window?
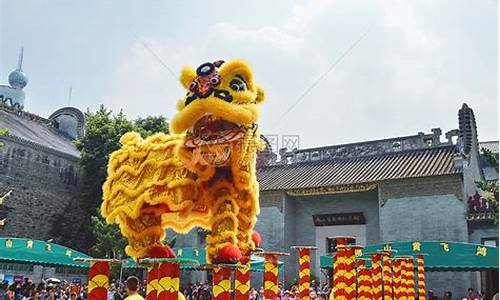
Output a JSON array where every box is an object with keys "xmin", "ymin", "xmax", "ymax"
[{"xmin": 326, "ymin": 237, "xmax": 356, "ymax": 254}]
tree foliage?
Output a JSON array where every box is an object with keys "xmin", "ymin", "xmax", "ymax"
[
  {"xmin": 476, "ymin": 148, "xmax": 499, "ymax": 224},
  {"xmin": 89, "ymin": 212, "xmax": 128, "ymax": 258},
  {"xmin": 52, "ymin": 105, "xmax": 170, "ymax": 258}
]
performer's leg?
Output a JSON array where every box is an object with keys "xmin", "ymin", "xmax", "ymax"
[
  {"xmin": 121, "ymin": 205, "xmax": 175, "ymax": 259},
  {"xmin": 235, "ymin": 187, "xmax": 260, "ymax": 256},
  {"xmin": 206, "ymin": 185, "xmax": 241, "ymax": 263}
]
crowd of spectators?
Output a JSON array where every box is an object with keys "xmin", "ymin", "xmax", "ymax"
[
  {"xmin": 0, "ymin": 278, "xmax": 87, "ymax": 300},
  {"xmin": 2, "ymin": 277, "xmax": 498, "ymax": 300}
]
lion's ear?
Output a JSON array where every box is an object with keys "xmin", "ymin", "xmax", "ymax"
[
  {"xmin": 255, "ymin": 85, "xmax": 265, "ymax": 103},
  {"xmin": 179, "ymin": 66, "xmax": 196, "ymax": 90}
]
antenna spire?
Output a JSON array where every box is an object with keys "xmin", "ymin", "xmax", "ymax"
[
  {"xmin": 68, "ymin": 86, "xmax": 73, "ymax": 106},
  {"xmin": 17, "ymin": 48, "xmax": 24, "ymax": 70}
]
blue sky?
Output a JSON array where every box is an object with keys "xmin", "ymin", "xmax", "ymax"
[{"xmin": 1, "ymin": 1, "xmax": 498, "ymax": 148}]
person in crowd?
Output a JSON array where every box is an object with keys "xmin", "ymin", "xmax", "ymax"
[
  {"xmin": 428, "ymin": 289, "xmax": 439, "ymax": 300},
  {"xmin": 467, "ymin": 288, "xmax": 479, "ymax": 300},
  {"xmin": 443, "ymin": 291, "xmax": 453, "ymax": 300},
  {"xmin": 123, "ymin": 277, "xmax": 143, "ymax": 300}
]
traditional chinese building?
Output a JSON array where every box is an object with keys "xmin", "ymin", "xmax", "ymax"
[
  {"xmin": 0, "ymin": 49, "xmax": 86, "ymax": 251},
  {"xmin": 253, "ymin": 103, "xmax": 498, "ymax": 296}
]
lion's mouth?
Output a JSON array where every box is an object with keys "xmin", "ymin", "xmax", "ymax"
[{"xmin": 185, "ymin": 115, "xmax": 245, "ymax": 148}]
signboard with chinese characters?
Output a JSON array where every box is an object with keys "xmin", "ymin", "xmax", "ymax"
[{"xmin": 312, "ymin": 213, "xmax": 366, "ymax": 226}]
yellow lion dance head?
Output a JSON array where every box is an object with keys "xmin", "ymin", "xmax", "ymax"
[{"xmin": 171, "ymin": 59, "xmax": 265, "ymax": 167}]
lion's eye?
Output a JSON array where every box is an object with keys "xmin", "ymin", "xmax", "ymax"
[
  {"xmin": 229, "ymin": 77, "xmax": 247, "ymax": 91},
  {"xmin": 189, "ymin": 81, "xmax": 197, "ymax": 91},
  {"xmin": 210, "ymin": 77, "xmax": 220, "ymax": 85}
]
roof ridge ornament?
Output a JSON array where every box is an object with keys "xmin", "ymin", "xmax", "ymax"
[{"xmin": 458, "ymin": 103, "xmax": 478, "ymax": 157}]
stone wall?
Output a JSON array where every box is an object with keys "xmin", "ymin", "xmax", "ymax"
[
  {"xmin": 379, "ymin": 175, "xmax": 470, "ymax": 298},
  {"xmin": 0, "ymin": 138, "xmax": 80, "ymax": 241}
]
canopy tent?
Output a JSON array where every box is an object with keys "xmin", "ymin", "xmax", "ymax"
[
  {"xmin": 0, "ymin": 238, "xmax": 91, "ymax": 268},
  {"xmin": 122, "ymin": 247, "xmax": 284, "ymax": 272},
  {"xmin": 320, "ymin": 241, "xmax": 499, "ymax": 271}
]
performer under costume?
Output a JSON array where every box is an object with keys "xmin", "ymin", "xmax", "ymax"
[{"xmin": 101, "ymin": 60, "xmax": 264, "ymax": 264}]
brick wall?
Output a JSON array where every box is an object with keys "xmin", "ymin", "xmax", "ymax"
[
  {"xmin": 0, "ymin": 138, "xmax": 80, "ymax": 241},
  {"xmin": 379, "ymin": 175, "xmax": 470, "ymax": 297}
]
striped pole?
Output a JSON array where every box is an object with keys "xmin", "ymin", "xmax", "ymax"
[
  {"xmin": 330, "ymin": 236, "xmax": 355, "ymax": 300},
  {"xmin": 292, "ymin": 246, "xmax": 318, "ymax": 300},
  {"xmin": 157, "ymin": 262, "xmax": 180, "ymax": 300},
  {"xmin": 416, "ymin": 255, "xmax": 426, "ymax": 300},
  {"xmin": 87, "ymin": 261, "xmax": 110, "ymax": 300},
  {"xmin": 333, "ymin": 245, "xmax": 363, "ymax": 300},
  {"xmin": 371, "ymin": 252, "xmax": 384, "ymax": 300},
  {"xmin": 212, "ymin": 267, "xmax": 232, "ymax": 300},
  {"xmin": 138, "ymin": 258, "xmax": 199, "ymax": 300},
  {"xmin": 405, "ymin": 258, "xmax": 416, "ymax": 300},
  {"xmin": 392, "ymin": 259, "xmax": 403, "ymax": 300},
  {"xmin": 234, "ymin": 256, "xmax": 251, "ymax": 300},
  {"xmin": 259, "ymin": 251, "xmax": 289, "ymax": 300},
  {"xmin": 381, "ymin": 251, "xmax": 395, "ymax": 300},
  {"xmin": 356, "ymin": 259, "xmax": 373, "ymax": 300},
  {"xmin": 146, "ymin": 265, "xmax": 160, "ymax": 300},
  {"xmin": 74, "ymin": 259, "xmax": 121, "ymax": 300}
]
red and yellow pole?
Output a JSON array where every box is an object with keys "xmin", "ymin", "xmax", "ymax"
[
  {"xmin": 258, "ymin": 251, "xmax": 289, "ymax": 300},
  {"xmin": 146, "ymin": 264, "xmax": 160, "ymax": 300},
  {"xmin": 329, "ymin": 236, "xmax": 355, "ymax": 300},
  {"xmin": 405, "ymin": 258, "xmax": 416, "ymax": 300},
  {"xmin": 212, "ymin": 267, "xmax": 232, "ymax": 300},
  {"xmin": 371, "ymin": 252, "xmax": 384, "ymax": 300},
  {"xmin": 291, "ymin": 246, "xmax": 318, "ymax": 300},
  {"xmin": 356, "ymin": 259, "xmax": 373, "ymax": 300},
  {"xmin": 416, "ymin": 255, "xmax": 426, "ymax": 300},
  {"xmin": 87, "ymin": 261, "xmax": 110, "ymax": 300},
  {"xmin": 333, "ymin": 244, "xmax": 363, "ymax": 300},
  {"xmin": 157, "ymin": 262, "xmax": 181, "ymax": 300},
  {"xmin": 234, "ymin": 257, "xmax": 251, "ymax": 300},
  {"xmin": 74, "ymin": 258, "xmax": 121, "ymax": 300},
  {"xmin": 381, "ymin": 250, "xmax": 395, "ymax": 300},
  {"xmin": 139, "ymin": 257, "xmax": 198, "ymax": 300},
  {"xmin": 392, "ymin": 259, "xmax": 403, "ymax": 300}
]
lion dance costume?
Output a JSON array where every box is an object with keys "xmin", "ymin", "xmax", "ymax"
[{"xmin": 101, "ymin": 60, "xmax": 264, "ymax": 264}]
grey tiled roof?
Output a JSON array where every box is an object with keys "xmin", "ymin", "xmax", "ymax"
[
  {"xmin": 257, "ymin": 146, "xmax": 460, "ymax": 191},
  {"xmin": 0, "ymin": 108, "xmax": 80, "ymax": 158},
  {"xmin": 479, "ymin": 141, "xmax": 499, "ymax": 153}
]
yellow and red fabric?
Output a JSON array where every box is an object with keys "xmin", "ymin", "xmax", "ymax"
[
  {"xmin": 371, "ymin": 253, "xmax": 383, "ymax": 300},
  {"xmin": 87, "ymin": 261, "xmax": 110, "ymax": 300},
  {"xmin": 331, "ymin": 237, "xmax": 351, "ymax": 299},
  {"xmin": 146, "ymin": 265, "xmax": 160, "ymax": 300},
  {"xmin": 381, "ymin": 251, "xmax": 394, "ymax": 300},
  {"xmin": 356, "ymin": 259, "xmax": 373, "ymax": 300},
  {"xmin": 297, "ymin": 248, "xmax": 312, "ymax": 300},
  {"xmin": 264, "ymin": 254, "xmax": 279, "ymax": 299},
  {"xmin": 157, "ymin": 262, "xmax": 180, "ymax": 300},
  {"xmin": 416, "ymin": 255, "xmax": 426, "ymax": 300},
  {"xmin": 405, "ymin": 258, "xmax": 416, "ymax": 300},
  {"xmin": 332, "ymin": 245, "xmax": 359, "ymax": 300},
  {"xmin": 213, "ymin": 267, "xmax": 232, "ymax": 300},
  {"xmin": 392, "ymin": 259, "xmax": 403, "ymax": 300},
  {"xmin": 234, "ymin": 257, "xmax": 251, "ymax": 300},
  {"xmin": 212, "ymin": 267, "xmax": 231, "ymax": 300}
]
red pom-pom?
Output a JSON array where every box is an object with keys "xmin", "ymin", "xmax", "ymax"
[
  {"xmin": 252, "ymin": 231, "xmax": 262, "ymax": 247},
  {"xmin": 147, "ymin": 245, "xmax": 176, "ymax": 258},
  {"xmin": 213, "ymin": 244, "xmax": 242, "ymax": 264}
]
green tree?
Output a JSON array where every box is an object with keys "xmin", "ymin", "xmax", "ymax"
[
  {"xmin": 134, "ymin": 116, "xmax": 170, "ymax": 137},
  {"xmin": 476, "ymin": 148, "xmax": 499, "ymax": 224},
  {"xmin": 89, "ymin": 212, "xmax": 128, "ymax": 258}
]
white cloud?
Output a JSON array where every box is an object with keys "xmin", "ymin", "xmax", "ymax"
[{"xmin": 104, "ymin": 0, "xmax": 497, "ymax": 147}]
